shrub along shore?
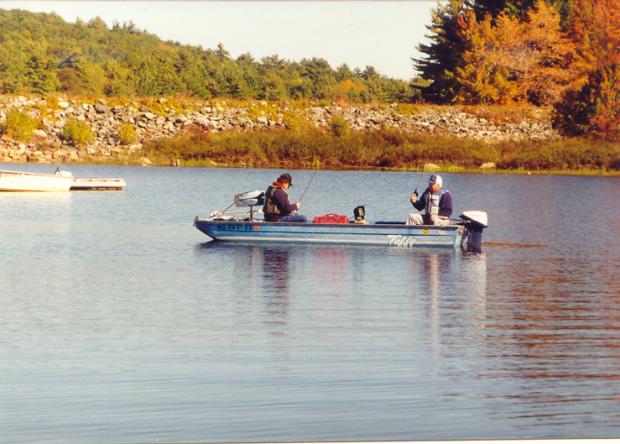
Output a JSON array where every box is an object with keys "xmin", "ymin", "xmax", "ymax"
[
  {"xmin": 137, "ymin": 128, "xmax": 620, "ymax": 175},
  {"xmin": 0, "ymin": 95, "xmax": 618, "ymax": 175}
]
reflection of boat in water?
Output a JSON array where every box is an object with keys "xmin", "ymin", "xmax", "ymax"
[
  {"xmin": 0, "ymin": 168, "xmax": 126, "ymax": 191},
  {"xmin": 195, "ymin": 190, "xmax": 489, "ymax": 251}
]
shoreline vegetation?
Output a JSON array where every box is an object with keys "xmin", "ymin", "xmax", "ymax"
[
  {"xmin": 0, "ymin": 95, "xmax": 618, "ymax": 176},
  {"xmin": 137, "ymin": 126, "xmax": 620, "ymax": 176}
]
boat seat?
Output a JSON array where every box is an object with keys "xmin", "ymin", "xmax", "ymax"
[{"xmin": 375, "ymin": 221, "xmax": 406, "ymax": 225}]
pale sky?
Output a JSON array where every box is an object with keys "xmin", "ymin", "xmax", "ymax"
[{"xmin": 0, "ymin": 1, "xmax": 437, "ymax": 80}]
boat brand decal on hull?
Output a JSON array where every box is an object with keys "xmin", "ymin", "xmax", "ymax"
[{"xmin": 388, "ymin": 235, "xmax": 418, "ymax": 248}]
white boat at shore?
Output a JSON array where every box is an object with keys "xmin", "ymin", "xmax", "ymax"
[
  {"xmin": 0, "ymin": 169, "xmax": 72, "ymax": 191},
  {"xmin": 0, "ymin": 169, "xmax": 126, "ymax": 192}
]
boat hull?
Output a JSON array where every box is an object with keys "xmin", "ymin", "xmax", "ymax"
[
  {"xmin": 0, "ymin": 170, "xmax": 71, "ymax": 192},
  {"xmin": 0, "ymin": 169, "xmax": 126, "ymax": 191},
  {"xmin": 194, "ymin": 220, "xmax": 465, "ymax": 249}
]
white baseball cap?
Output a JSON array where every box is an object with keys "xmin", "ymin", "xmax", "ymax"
[{"xmin": 428, "ymin": 174, "xmax": 442, "ymax": 187}]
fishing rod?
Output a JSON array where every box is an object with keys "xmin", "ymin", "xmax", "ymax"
[{"xmin": 299, "ymin": 169, "xmax": 318, "ymax": 203}]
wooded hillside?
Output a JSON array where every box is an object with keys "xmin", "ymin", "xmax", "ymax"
[{"xmin": 0, "ymin": 9, "xmax": 416, "ymax": 102}]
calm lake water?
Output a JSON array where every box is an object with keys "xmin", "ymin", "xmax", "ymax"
[{"xmin": 2, "ymin": 164, "xmax": 620, "ymax": 443}]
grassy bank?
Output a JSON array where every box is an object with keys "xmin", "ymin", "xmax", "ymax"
[{"xmin": 127, "ymin": 126, "xmax": 620, "ymax": 175}]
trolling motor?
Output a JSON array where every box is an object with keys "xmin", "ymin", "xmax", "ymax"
[{"xmin": 460, "ymin": 211, "xmax": 488, "ymax": 253}]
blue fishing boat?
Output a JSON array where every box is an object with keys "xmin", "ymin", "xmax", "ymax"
[
  {"xmin": 195, "ymin": 219, "xmax": 466, "ymax": 248},
  {"xmin": 194, "ymin": 191, "xmax": 488, "ymax": 251}
]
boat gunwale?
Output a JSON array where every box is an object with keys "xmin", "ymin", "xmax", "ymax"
[
  {"xmin": 195, "ymin": 219, "xmax": 464, "ymax": 231},
  {"xmin": 0, "ymin": 169, "xmax": 74, "ymax": 178}
]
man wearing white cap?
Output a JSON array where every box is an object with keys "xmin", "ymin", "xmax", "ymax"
[{"xmin": 406, "ymin": 174, "xmax": 452, "ymax": 226}]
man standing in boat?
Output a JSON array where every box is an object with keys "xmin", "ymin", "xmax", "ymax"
[
  {"xmin": 406, "ymin": 174, "xmax": 452, "ymax": 226},
  {"xmin": 263, "ymin": 173, "xmax": 307, "ymax": 222}
]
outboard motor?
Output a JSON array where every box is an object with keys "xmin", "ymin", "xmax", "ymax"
[
  {"xmin": 354, "ymin": 205, "xmax": 365, "ymax": 221},
  {"xmin": 460, "ymin": 211, "xmax": 488, "ymax": 253}
]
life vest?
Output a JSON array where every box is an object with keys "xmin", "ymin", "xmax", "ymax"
[
  {"xmin": 263, "ymin": 185, "xmax": 284, "ymax": 216},
  {"xmin": 426, "ymin": 189, "xmax": 448, "ymax": 217}
]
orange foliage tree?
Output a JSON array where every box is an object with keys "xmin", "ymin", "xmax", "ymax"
[
  {"xmin": 454, "ymin": 0, "xmax": 579, "ymax": 105},
  {"xmin": 554, "ymin": 0, "xmax": 620, "ymax": 139},
  {"xmin": 334, "ymin": 79, "xmax": 366, "ymax": 103}
]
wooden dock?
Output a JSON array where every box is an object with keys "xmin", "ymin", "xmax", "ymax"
[{"xmin": 70, "ymin": 178, "xmax": 126, "ymax": 191}]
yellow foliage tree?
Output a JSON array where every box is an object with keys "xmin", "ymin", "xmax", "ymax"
[
  {"xmin": 570, "ymin": 0, "xmax": 620, "ymax": 70},
  {"xmin": 335, "ymin": 79, "xmax": 365, "ymax": 103},
  {"xmin": 454, "ymin": 1, "xmax": 579, "ymax": 105}
]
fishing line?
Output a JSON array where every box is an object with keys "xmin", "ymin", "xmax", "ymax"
[{"xmin": 299, "ymin": 169, "xmax": 318, "ymax": 203}]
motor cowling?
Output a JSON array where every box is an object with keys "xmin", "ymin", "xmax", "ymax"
[{"xmin": 460, "ymin": 211, "xmax": 488, "ymax": 253}]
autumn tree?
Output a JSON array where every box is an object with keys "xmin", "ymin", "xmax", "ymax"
[
  {"xmin": 454, "ymin": 1, "xmax": 578, "ymax": 105},
  {"xmin": 335, "ymin": 79, "xmax": 365, "ymax": 102},
  {"xmin": 518, "ymin": 2, "xmax": 579, "ymax": 104},
  {"xmin": 416, "ymin": 0, "xmax": 554, "ymax": 103},
  {"xmin": 452, "ymin": 9, "xmax": 518, "ymax": 104},
  {"xmin": 553, "ymin": 0, "xmax": 620, "ymax": 139}
]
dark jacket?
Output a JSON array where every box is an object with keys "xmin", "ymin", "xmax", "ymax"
[
  {"xmin": 263, "ymin": 184, "xmax": 297, "ymax": 221},
  {"xmin": 412, "ymin": 187, "xmax": 452, "ymax": 222}
]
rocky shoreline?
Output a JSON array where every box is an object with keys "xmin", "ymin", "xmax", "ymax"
[{"xmin": 0, "ymin": 95, "xmax": 560, "ymax": 165}]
